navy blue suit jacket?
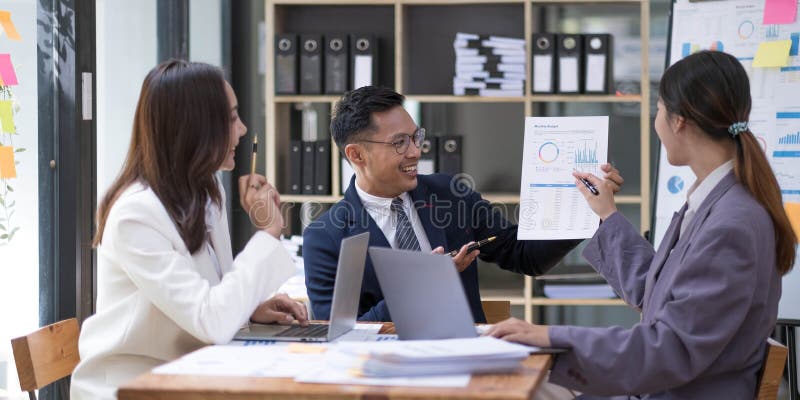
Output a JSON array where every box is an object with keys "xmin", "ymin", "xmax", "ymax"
[{"xmin": 303, "ymin": 174, "xmax": 581, "ymax": 322}]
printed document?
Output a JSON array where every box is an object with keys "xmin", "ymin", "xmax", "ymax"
[{"xmin": 518, "ymin": 116, "xmax": 609, "ymax": 240}]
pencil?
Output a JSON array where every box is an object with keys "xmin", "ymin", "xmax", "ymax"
[{"xmin": 250, "ymin": 135, "xmax": 258, "ymax": 176}]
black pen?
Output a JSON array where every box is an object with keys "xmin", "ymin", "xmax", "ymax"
[
  {"xmin": 579, "ymin": 176, "xmax": 599, "ymax": 196},
  {"xmin": 447, "ymin": 236, "xmax": 497, "ymax": 257}
]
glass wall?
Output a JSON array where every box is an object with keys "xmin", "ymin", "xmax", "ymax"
[{"xmin": 0, "ymin": 1, "xmax": 39, "ymax": 397}]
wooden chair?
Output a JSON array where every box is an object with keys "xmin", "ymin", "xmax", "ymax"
[
  {"xmin": 481, "ymin": 300, "xmax": 511, "ymax": 324},
  {"xmin": 755, "ymin": 338, "xmax": 788, "ymax": 400},
  {"xmin": 11, "ymin": 318, "xmax": 80, "ymax": 400}
]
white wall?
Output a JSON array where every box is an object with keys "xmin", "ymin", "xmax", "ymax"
[{"xmin": 190, "ymin": 0, "xmax": 222, "ymax": 67}]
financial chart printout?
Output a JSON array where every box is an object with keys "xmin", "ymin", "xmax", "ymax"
[{"xmin": 518, "ymin": 116, "xmax": 609, "ymax": 240}]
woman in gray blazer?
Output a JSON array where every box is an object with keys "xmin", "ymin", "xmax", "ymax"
[{"xmin": 488, "ymin": 51, "xmax": 797, "ymax": 399}]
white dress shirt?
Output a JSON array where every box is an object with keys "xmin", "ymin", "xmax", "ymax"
[
  {"xmin": 680, "ymin": 159, "xmax": 734, "ymax": 236},
  {"xmin": 355, "ymin": 181, "xmax": 433, "ymax": 251},
  {"xmin": 70, "ymin": 181, "xmax": 295, "ymax": 400}
]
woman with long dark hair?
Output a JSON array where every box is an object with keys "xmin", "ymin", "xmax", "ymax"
[
  {"xmin": 71, "ymin": 60, "xmax": 307, "ymax": 400},
  {"xmin": 489, "ymin": 50, "xmax": 796, "ymax": 398}
]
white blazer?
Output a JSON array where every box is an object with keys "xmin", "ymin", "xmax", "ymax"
[{"xmin": 70, "ymin": 182, "xmax": 294, "ymax": 400}]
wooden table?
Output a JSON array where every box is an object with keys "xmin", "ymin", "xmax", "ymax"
[{"xmin": 118, "ymin": 324, "xmax": 553, "ymax": 400}]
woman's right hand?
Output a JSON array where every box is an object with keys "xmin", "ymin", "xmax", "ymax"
[
  {"xmin": 239, "ymin": 174, "xmax": 283, "ymax": 238},
  {"xmin": 572, "ymin": 171, "xmax": 617, "ymax": 221}
]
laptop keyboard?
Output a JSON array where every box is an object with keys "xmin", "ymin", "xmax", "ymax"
[{"xmin": 277, "ymin": 324, "xmax": 329, "ymax": 338}]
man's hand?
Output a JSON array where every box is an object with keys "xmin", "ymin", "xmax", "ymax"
[
  {"xmin": 250, "ymin": 293, "xmax": 309, "ymax": 326},
  {"xmin": 432, "ymin": 244, "xmax": 480, "ymax": 272}
]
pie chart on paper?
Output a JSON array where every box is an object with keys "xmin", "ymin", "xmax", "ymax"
[{"xmin": 538, "ymin": 142, "xmax": 559, "ymax": 163}]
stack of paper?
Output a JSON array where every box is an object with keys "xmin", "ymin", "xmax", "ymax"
[
  {"xmin": 336, "ymin": 336, "xmax": 530, "ymax": 377},
  {"xmin": 453, "ymin": 32, "xmax": 526, "ymax": 97}
]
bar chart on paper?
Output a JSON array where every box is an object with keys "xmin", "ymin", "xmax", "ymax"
[
  {"xmin": 518, "ymin": 116, "xmax": 608, "ymax": 240},
  {"xmin": 773, "ymin": 112, "xmax": 800, "ymax": 203}
]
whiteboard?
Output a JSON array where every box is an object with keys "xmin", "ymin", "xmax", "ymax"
[{"xmin": 655, "ymin": 0, "xmax": 800, "ymax": 321}]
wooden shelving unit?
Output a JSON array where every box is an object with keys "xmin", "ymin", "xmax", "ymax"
[{"xmin": 265, "ymin": 0, "xmax": 649, "ymax": 323}]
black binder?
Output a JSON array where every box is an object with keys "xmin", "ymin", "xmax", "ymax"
[
  {"xmin": 556, "ymin": 34, "xmax": 583, "ymax": 94},
  {"xmin": 418, "ymin": 137, "xmax": 437, "ymax": 175},
  {"xmin": 325, "ymin": 35, "xmax": 349, "ymax": 94},
  {"xmin": 314, "ymin": 140, "xmax": 331, "ymax": 194},
  {"xmin": 289, "ymin": 140, "xmax": 303, "ymax": 194},
  {"xmin": 438, "ymin": 135, "xmax": 462, "ymax": 175},
  {"xmin": 300, "ymin": 35, "xmax": 323, "ymax": 94},
  {"xmin": 351, "ymin": 34, "xmax": 378, "ymax": 89},
  {"xmin": 275, "ymin": 34, "xmax": 298, "ymax": 94},
  {"xmin": 582, "ymin": 34, "xmax": 613, "ymax": 94},
  {"xmin": 531, "ymin": 33, "xmax": 556, "ymax": 94},
  {"xmin": 301, "ymin": 141, "xmax": 316, "ymax": 194}
]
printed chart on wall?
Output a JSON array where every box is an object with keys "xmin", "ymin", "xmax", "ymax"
[
  {"xmin": 657, "ymin": 0, "xmax": 800, "ymax": 320},
  {"xmin": 518, "ymin": 116, "xmax": 608, "ymax": 240}
]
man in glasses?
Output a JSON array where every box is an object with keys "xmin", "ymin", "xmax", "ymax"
[{"xmin": 303, "ymin": 86, "xmax": 624, "ymax": 322}]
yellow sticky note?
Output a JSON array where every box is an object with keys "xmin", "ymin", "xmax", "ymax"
[
  {"xmin": 753, "ymin": 40, "xmax": 792, "ymax": 68},
  {"xmin": 286, "ymin": 343, "xmax": 327, "ymax": 354},
  {"xmin": 0, "ymin": 145, "xmax": 16, "ymax": 179},
  {"xmin": 786, "ymin": 203, "xmax": 800, "ymax": 242},
  {"xmin": 0, "ymin": 100, "xmax": 14, "ymax": 134},
  {"xmin": 0, "ymin": 11, "xmax": 21, "ymax": 41}
]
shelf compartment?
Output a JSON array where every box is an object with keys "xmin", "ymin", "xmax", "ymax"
[
  {"xmin": 402, "ymin": 3, "xmax": 525, "ymax": 95},
  {"xmin": 530, "ymin": 94, "xmax": 642, "ymax": 103},
  {"xmin": 409, "ymin": 95, "xmax": 526, "ymax": 103}
]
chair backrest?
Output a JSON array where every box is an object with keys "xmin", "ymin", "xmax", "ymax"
[
  {"xmin": 481, "ymin": 300, "xmax": 511, "ymax": 324},
  {"xmin": 755, "ymin": 338, "xmax": 788, "ymax": 400},
  {"xmin": 11, "ymin": 318, "xmax": 80, "ymax": 398}
]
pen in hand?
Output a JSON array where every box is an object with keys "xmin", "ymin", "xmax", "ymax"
[
  {"xmin": 447, "ymin": 236, "xmax": 497, "ymax": 257},
  {"xmin": 573, "ymin": 168, "xmax": 599, "ymax": 196},
  {"xmin": 250, "ymin": 135, "xmax": 258, "ymax": 176},
  {"xmin": 579, "ymin": 176, "xmax": 599, "ymax": 196}
]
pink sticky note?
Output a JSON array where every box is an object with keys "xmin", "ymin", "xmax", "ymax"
[
  {"xmin": 764, "ymin": 0, "xmax": 798, "ymax": 25},
  {"xmin": 0, "ymin": 54, "xmax": 18, "ymax": 86}
]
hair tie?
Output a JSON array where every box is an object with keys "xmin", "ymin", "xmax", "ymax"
[{"xmin": 728, "ymin": 121, "xmax": 748, "ymax": 137}]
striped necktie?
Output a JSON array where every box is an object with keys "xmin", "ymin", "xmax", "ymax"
[{"xmin": 391, "ymin": 197, "xmax": 421, "ymax": 251}]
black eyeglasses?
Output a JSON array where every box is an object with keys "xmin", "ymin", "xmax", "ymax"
[{"xmin": 360, "ymin": 128, "xmax": 426, "ymax": 155}]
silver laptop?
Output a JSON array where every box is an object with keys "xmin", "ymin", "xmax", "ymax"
[
  {"xmin": 234, "ymin": 232, "xmax": 370, "ymax": 342},
  {"xmin": 368, "ymin": 247, "xmax": 477, "ymax": 340}
]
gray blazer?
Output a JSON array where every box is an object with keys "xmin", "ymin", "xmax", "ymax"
[{"xmin": 547, "ymin": 172, "xmax": 782, "ymax": 399}]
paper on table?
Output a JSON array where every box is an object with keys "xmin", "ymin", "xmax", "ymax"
[
  {"xmin": 152, "ymin": 345, "xmax": 328, "ymax": 378},
  {"xmin": 763, "ymin": 0, "xmax": 797, "ymax": 25},
  {"xmin": 335, "ymin": 336, "xmax": 531, "ymax": 363},
  {"xmin": 753, "ymin": 40, "xmax": 792, "ymax": 68},
  {"xmin": 518, "ymin": 116, "xmax": 609, "ymax": 240}
]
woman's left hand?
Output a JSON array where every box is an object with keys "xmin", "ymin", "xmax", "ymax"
[
  {"xmin": 484, "ymin": 317, "xmax": 551, "ymax": 347},
  {"xmin": 250, "ymin": 293, "xmax": 309, "ymax": 326}
]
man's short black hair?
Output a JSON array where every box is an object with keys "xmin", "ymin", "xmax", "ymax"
[{"xmin": 330, "ymin": 86, "xmax": 405, "ymax": 153}]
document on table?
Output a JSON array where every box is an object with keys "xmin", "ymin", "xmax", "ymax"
[{"xmin": 518, "ymin": 116, "xmax": 609, "ymax": 240}]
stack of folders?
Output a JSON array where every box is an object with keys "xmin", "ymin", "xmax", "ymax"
[
  {"xmin": 337, "ymin": 337, "xmax": 531, "ymax": 377},
  {"xmin": 531, "ymin": 33, "xmax": 614, "ymax": 94},
  {"xmin": 288, "ymin": 103, "xmax": 331, "ymax": 195},
  {"xmin": 453, "ymin": 32, "xmax": 526, "ymax": 97},
  {"xmin": 274, "ymin": 33, "xmax": 379, "ymax": 95}
]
